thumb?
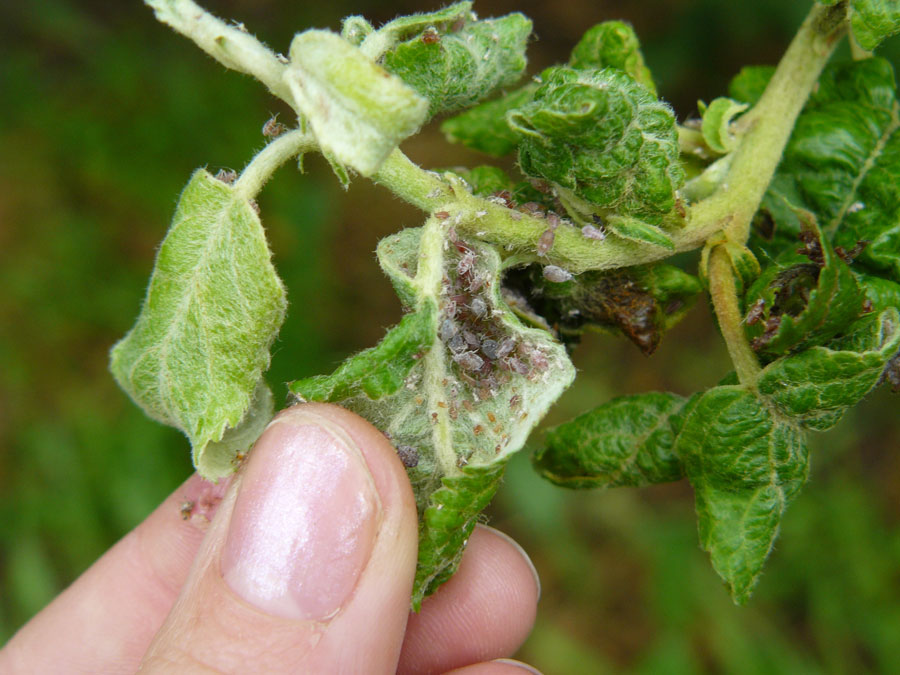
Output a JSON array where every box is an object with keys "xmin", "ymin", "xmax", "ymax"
[{"xmin": 142, "ymin": 403, "xmax": 419, "ymax": 674}]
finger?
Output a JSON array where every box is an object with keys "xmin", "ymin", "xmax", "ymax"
[
  {"xmin": 1, "ymin": 472, "xmax": 230, "ymax": 674},
  {"xmin": 398, "ymin": 525, "xmax": 540, "ymax": 675},
  {"xmin": 142, "ymin": 403, "xmax": 419, "ymax": 673},
  {"xmin": 444, "ymin": 660, "xmax": 543, "ymax": 674}
]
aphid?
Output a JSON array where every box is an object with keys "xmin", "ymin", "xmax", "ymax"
[
  {"xmin": 473, "ymin": 425, "xmax": 484, "ymax": 435},
  {"xmin": 530, "ymin": 351, "xmax": 549, "ymax": 372},
  {"xmin": 546, "ymin": 212, "xmax": 560, "ymax": 230},
  {"xmin": 439, "ymin": 318, "xmax": 457, "ymax": 342},
  {"xmin": 397, "ymin": 445, "xmax": 420, "ymax": 468},
  {"xmin": 847, "ymin": 200, "xmax": 865, "ymax": 214},
  {"xmin": 487, "ymin": 412, "xmax": 497, "ymax": 423},
  {"xmin": 496, "ymin": 338, "xmax": 516, "ymax": 359},
  {"xmin": 262, "ymin": 116, "xmax": 287, "ymax": 139},
  {"xmin": 507, "ymin": 357, "xmax": 529, "ymax": 375},
  {"xmin": 449, "ymin": 403, "xmax": 459, "ymax": 420},
  {"xmin": 448, "ymin": 332, "xmax": 467, "ymax": 353},
  {"xmin": 454, "ymin": 351, "xmax": 485, "ymax": 371},
  {"xmin": 463, "ymin": 330, "xmax": 480, "ymax": 348},
  {"xmin": 470, "ymin": 297, "xmax": 488, "ymax": 318},
  {"xmin": 481, "ymin": 339, "xmax": 499, "ymax": 360},
  {"xmin": 463, "ymin": 400, "xmax": 474, "ymax": 412},
  {"xmin": 435, "ymin": 210, "xmax": 450, "ymax": 220},
  {"xmin": 180, "ymin": 500, "xmax": 195, "ymax": 521},
  {"xmin": 422, "ymin": 27, "xmax": 440, "ymax": 44},
  {"xmin": 537, "ymin": 229, "xmax": 555, "ymax": 256},
  {"xmin": 542, "ymin": 265, "xmax": 573, "ymax": 283},
  {"xmin": 581, "ymin": 224, "xmax": 606, "ymax": 241},
  {"xmin": 457, "ymin": 250, "xmax": 477, "ymax": 276},
  {"xmin": 437, "ymin": 401, "xmax": 448, "ymax": 408},
  {"xmin": 862, "ymin": 298, "xmax": 874, "ymax": 313},
  {"xmin": 834, "ymin": 240, "xmax": 868, "ymax": 263},
  {"xmin": 431, "ymin": 412, "xmax": 439, "ymax": 423},
  {"xmin": 510, "ymin": 210, "xmax": 523, "ymax": 221},
  {"xmin": 214, "ymin": 168, "xmax": 237, "ymax": 184},
  {"xmin": 745, "ymin": 298, "xmax": 766, "ymax": 326},
  {"xmin": 509, "ymin": 394, "xmax": 522, "ymax": 409},
  {"xmin": 249, "ymin": 199, "xmax": 260, "ymax": 215}
]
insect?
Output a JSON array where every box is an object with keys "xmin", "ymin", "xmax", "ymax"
[
  {"xmin": 422, "ymin": 27, "xmax": 440, "ymax": 44},
  {"xmin": 543, "ymin": 265, "xmax": 573, "ymax": 283},
  {"xmin": 537, "ymin": 229, "xmax": 555, "ymax": 256},
  {"xmin": 396, "ymin": 445, "xmax": 420, "ymax": 468}
]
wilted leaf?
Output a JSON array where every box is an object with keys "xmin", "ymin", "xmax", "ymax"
[
  {"xmin": 535, "ymin": 392, "xmax": 686, "ymax": 488},
  {"xmin": 110, "ymin": 169, "xmax": 286, "ymax": 480},
  {"xmin": 675, "ymin": 386, "xmax": 809, "ymax": 604}
]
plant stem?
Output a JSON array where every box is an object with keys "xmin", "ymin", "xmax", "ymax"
[
  {"xmin": 144, "ymin": 0, "xmax": 296, "ymax": 107},
  {"xmin": 233, "ymin": 130, "xmax": 316, "ymax": 200},
  {"xmin": 689, "ymin": 1, "xmax": 846, "ymax": 246},
  {"xmin": 708, "ymin": 246, "xmax": 761, "ymax": 387},
  {"xmin": 373, "ymin": 150, "xmax": 453, "ymax": 210}
]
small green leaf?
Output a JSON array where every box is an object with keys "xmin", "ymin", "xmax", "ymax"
[
  {"xmin": 290, "ymin": 305, "xmax": 436, "ymax": 402},
  {"xmin": 453, "ymin": 165, "xmax": 512, "ymax": 197},
  {"xmin": 382, "ymin": 12, "xmax": 532, "ymax": 116},
  {"xmin": 569, "ymin": 21, "xmax": 656, "ymax": 94},
  {"xmin": 848, "ymin": 0, "xmax": 900, "ymax": 51},
  {"xmin": 675, "ymin": 386, "xmax": 809, "ymax": 604},
  {"xmin": 766, "ymin": 59, "xmax": 900, "ymax": 283},
  {"xmin": 110, "ymin": 169, "xmax": 287, "ymax": 480},
  {"xmin": 535, "ymin": 392, "xmax": 686, "ymax": 488},
  {"xmin": 508, "ymin": 66, "xmax": 684, "ymax": 221},
  {"xmin": 859, "ymin": 272, "xmax": 900, "ymax": 312},
  {"xmin": 744, "ymin": 216, "xmax": 868, "ymax": 357},
  {"xmin": 728, "ymin": 65, "xmax": 775, "ymax": 106},
  {"xmin": 413, "ymin": 462, "xmax": 506, "ymax": 609},
  {"xmin": 376, "ymin": 2, "xmax": 473, "ymax": 42},
  {"xmin": 605, "ymin": 215, "xmax": 675, "ymax": 250},
  {"xmin": 440, "ymin": 84, "xmax": 537, "ymax": 156},
  {"xmin": 284, "ymin": 30, "xmax": 429, "ymax": 176},
  {"xmin": 291, "ymin": 219, "xmax": 575, "ymax": 603},
  {"xmin": 757, "ymin": 308, "xmax": 900, "ymax": 430},
  {"xmin": 699, "ymin": 97, "xmax": 748, "ymax": 154}
]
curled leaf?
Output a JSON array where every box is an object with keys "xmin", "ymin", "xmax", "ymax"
[
  {"xmin": 569, "ymin": 21, "xmax": 656, "ymax": 94},
  {"xmin": 110, "ymin": 169, "xmax": 286, "ymax": 480},
  {"xmin": 698, "ymin": 97, "xmax": 749, "ymax": 154}
]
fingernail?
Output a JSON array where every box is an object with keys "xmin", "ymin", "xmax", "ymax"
[
  {"xmin": 222, "ymin": 409, "xmax": 381, "ymax": 620},
  {"xmin": 493, "ymin": 658, "xmax": 544, "ymax": 674},
  {"xmin": 479, "ymin": 525, "xmax": 541, "ymax": 601}
]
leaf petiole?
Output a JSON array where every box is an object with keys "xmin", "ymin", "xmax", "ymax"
[{"xmin": 232, "ymin": 130, "xmax": 317, "ymax": 200}]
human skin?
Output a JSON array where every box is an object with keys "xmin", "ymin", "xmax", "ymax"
[{"xmin": 1, "ymin": 403, "xmax": 541, "ymax": 674}]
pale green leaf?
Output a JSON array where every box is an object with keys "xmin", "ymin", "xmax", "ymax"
[
  {"xmin": 849, "ymin": 0, "xmax": 900, "ymax": 51},
  {"xmin": 284, "ymin": 30, "xmax": 429, "ymax": 176},
  {"xmin": 605, "ymin": 215, "xmax": 675, "ymax": 250},
  {"xmin": 699, "ymin": 97, "xmax": 748, "ymax": 154},
  {"xmin": 110, "ymin": 169, "xmax": 286, "ymax": 480}
]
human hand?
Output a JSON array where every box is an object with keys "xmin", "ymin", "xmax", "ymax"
[{"xmin": 1, "ymin": 404, "xmax": 541, "ymax": 673}]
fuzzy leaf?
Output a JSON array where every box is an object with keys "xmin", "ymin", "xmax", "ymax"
[
  {"xmin": 508, "ymin": 66, "xmax": 684, "ymax": 221},
  {"xmin": 382, "ymin": 12, "xmax": 532, "ymax": 116},
  {"xmin": 569, "ymin": 21, "xmax": 656, "ymax": 94},
  {"xmin": 758, "ymin": 308, "xmax": 900, "ymax": 430},
  {"xmin": 675, "ymin": 386, "xmax": 809, "ymax": 604},
  {"xmin": 765, "ymin": 59, "xmax": 900, "ymax": 282},
  {"xmin": 291, "ymin": 219, "xmax": 574, "ymax": 604},
  {"xmin": 699, "ymin": 97, "xmax": 748, "ymax": 154},
  {"xmin": 453, "ymin": 165, "xmax": 512, "ymax": 197},
  {"xmin": 535, "ymin": 392, "xmax": 685, "ymax": 488},
  {"xmin": 605, "ymin": 215, "xmax": 675, "ymax": 250},
  {"xmin": 284, "ymin": 30, "xmax": 429, "ymax": 176},
  {"xmin": 859, "ymin": 272, "xmax": 900, "ymax": 312},
  {"xmin": 375, "ymin": 2, "xmax": 473, "ymax": 42},
  {"xmin": 441, "ymin": 84, "xmax": 537, "ymax": 157},
  {"xmin": 728, "ymin": 65, "xmax": 775, "ymax": 106},
  {"xmin": 849, "ymin": 0, "xmax": 900, "ymax": 51},
  {"xmin": 744, "ymin": 217, "xmax": 867, "ymax": 357},
  {"xmin": 110, "ymin": 169, "xmax": 286, "ymax": 480}
]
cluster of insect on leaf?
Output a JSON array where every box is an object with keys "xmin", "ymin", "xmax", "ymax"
[{"xmin": 111, "ymin": 0, "xmax": 900, "ymax": 608}]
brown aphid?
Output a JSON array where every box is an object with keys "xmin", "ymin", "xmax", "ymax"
[
  {"xmin": 495, "ymin": 444, "xmax": 502, "ymax": 454},
  {"xmin": 862, "ymin": 298, "xmax": 874, "ymax": 313},
  {"xmin": 745, "ymin": 298, "xmax": 766, "ymax": 326},
  {"xmin": 537, "ymin": 229, "xmax": 555, "ymax": 256},
  {"xmin": 422, "ymin": 27, "xmax": 440, "ymax": 44},
  {"xmin": 437, "ymin": 401, "xmax": 448, "ymax": 408},
  {"xmin": 509, "ymin": 394, "xmax": 522, "ymax": 408},
  {"xmin": 435, "ymin": 210, "xmax": 450, "ymax": 220},
  {"xmin": 493, "ymin": 425, "xmax": 503, "ymax": 434},
  {"xmin": 396, "ymin": 445, "xmax": 419, "ymax": 468},
  {"xmin": 214, "ymin": 168, "xmax": 237, "ymax": 184},
  {"xmin": 431, "ymin": 412, "xmax": 439, "ymax": 423},
  {"xmin": 262, "ymin": 116, "xmax": 287, "ymax": 139},
  {"xmin": 449, "ymin": 404, "xmax": 459, "ymax": 420},
  {"xmin": 487, "ymin": 411, "xmax": 497, "ymax": 423},
  {"xmin": 473, "ymin": 425, "xmax": 484, "ymax": 435},
  {"xmin": 180, "ymin": 500, "xmax": 195, "ymax": 521}
]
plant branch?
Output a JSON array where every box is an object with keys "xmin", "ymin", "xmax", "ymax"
[
  {"xmin": 144, "ymin": 0, "xmax": 296, "ymax": 107},
  {"xmin": 708, "ymin": 246, "xmax": 761, "ymax": 387},
  {"xmin": 688, "ymin": 1, "xmax": 846, "ymax": 246},
  {"xmin": 233, "ymin": 130, "xmax": 316, "ymax": 200}
]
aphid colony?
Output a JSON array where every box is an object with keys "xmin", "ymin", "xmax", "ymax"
[{"xmin": 440, "ymin": 228, "xmax": 552, "ymax": 399}]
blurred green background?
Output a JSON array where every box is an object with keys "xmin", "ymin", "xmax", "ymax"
[{"xmin": 2, "ymin": 0, "xmax": 899, "ymax": 671}]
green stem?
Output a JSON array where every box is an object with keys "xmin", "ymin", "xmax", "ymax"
[
  {"xmin": 708, "ymin": 246, "xmax": 761, "ymax": 387},
  {"xmin": 690, "ymin": 1, "xmax": 846, "ymax": 246},
  {"xmin": 373, "ymin": 150, "xmax": 453, "ymax": 210},
  {"xmin": 233, "ymin": 130, "xmax": 316, "ymax": 200}
]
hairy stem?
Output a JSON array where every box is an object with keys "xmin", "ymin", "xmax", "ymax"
[
  {"xmin": 233, "ymin": 130, "xmax": 316, "ymax": 200},
  {"xmin": 690, "ymin": 1, "xmax": 846, "ymax": 246},
  {"xmin": 708, "ymin": 246, "xmax": 761, "ymax": 387},
  {"xmin": 144, "ymin": 0, "xmax": 296, "ymax": 106}
]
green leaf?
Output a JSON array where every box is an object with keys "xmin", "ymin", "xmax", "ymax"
[
  {"xmin": 766, "ymin": 59, "xmax": 900, "ymax": 283},
  {"xmin": 110, "ymin": 169, "xmax": 287, "ymax": 480},
  {"xmin": 284, "ymin": 30, "xmax": 429, "ymax": 176},
  {"xmin": 605, "ymin": 215, "xmax": 675, "ymax": 250},
  {"xmin": 757, "ymin": 308, "xmax": 900, "ymax": 430},
  {"xmin": 744, "ymin": 216, "xmax": 868, "ymax": 357},
  {"xmin": 848, "ymin": 0, "xmax": 900, "ymax": 51},
  {"xmin": 290, "ymin": 306, "xmax": 436, "ymax": 402},
  {"xmin": 675, "ymin": 386, "xmax": 809, "ymax": 604},
  {"xmin": 440, "ymin": 84, "xmax": 537, "ymax": 157},
  {"xmin": 568, "ymin": 21, "xmax": 656, "ymax": 94},
  {"xmin": 859, "ymin": 272, "xmax": 900, "ymax": 312},
  {"xmin": 375, "ymin": 2, "xmax": 473, "ymax": 43},
  {"xmin": 535, "ymin": 392, "xmax": 686, "ymax": 488},
  {"xmin": 508, "ymin": 66, "xmax": 684, "ymax": 221},
  {"xmin": 728, "ymin": 65, "xmax": 775, "ymax": 106},
  {"xmin": 453, "ymin": 165, "xmax": 512, "ymax": 197},
  {"xmin": 291, "ymin": 219, "xmax": 575, "ymax": 604},
  {"xmin": 699, "ymin": 97, "xmax": 748, "ymax": 154},
  {"xmin": 382, "ymin": 12, "xmax": 532, "ymax": 116}
]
